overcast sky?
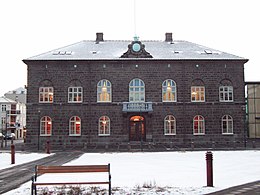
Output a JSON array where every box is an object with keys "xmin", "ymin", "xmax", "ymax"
[{"xmin": 0, "ymin": 0, "xmax": 259, "ymax": 96}]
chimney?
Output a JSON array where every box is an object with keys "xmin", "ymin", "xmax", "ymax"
[
  {"xmin": 96, "ymin": 32, "xmax": 104, "ymax": 42},
  {"xmin": 165, "ymin": 32, "xmax": 173, "ymax": 42}
]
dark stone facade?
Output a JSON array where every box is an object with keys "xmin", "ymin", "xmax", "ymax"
[{"xmin": 24, "ymin": 58, "xmax": 247, "ymax": 150}]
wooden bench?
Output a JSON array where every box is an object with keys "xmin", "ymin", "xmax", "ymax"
[{"xmin": 31, "ymin": 164, "xmax": 111, "ymax": 195}]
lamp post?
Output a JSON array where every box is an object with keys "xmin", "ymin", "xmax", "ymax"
[{"xmin": 38, "ymin": 109, "xmax": 41, "ymax": 151}]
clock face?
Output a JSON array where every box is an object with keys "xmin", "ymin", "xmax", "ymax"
[{"xmin": 132, "ymin": 43, "xmax": 141, "ymax": 52}]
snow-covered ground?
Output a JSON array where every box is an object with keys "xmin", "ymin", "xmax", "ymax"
[
  {"xmin": 2, "ymin": 150, "xmax": 260, "ymax": 194},
  {"xmin": 0, "ymin": 151, "xmax": 51, "ymax": 170}
]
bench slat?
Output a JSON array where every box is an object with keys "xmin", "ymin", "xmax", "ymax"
[
  {"xmin": 37, "ymin": 165, "xmax": 109, "ymax": 174},
  {"xmin": 33, "ymin": 181, "xmax": 110, "ymax": 186}
]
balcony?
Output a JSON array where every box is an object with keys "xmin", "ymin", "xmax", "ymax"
[
  {"xmin": 6, "ymin": 110, "xmax": 21, "ymax": 115},
  {"xmin": 122, "ymin": 102, "xmax": 153, "ymax": 112}
]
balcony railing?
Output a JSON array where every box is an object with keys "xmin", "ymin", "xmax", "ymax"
[
  {"xmin": 122, "ymin": 102, "xmax": 153, "ymax": 112},
  {"xmin": 6, "ymin": 110, "xmax": 21, "ymax": 115}
]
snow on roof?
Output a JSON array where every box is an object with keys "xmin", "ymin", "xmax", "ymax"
[
  {"xmin": 24, "ymin": 39, "xmax": 246, "ymax": 61},
  {"xmin": 0, "ymin": 96, "xmax": 16, "ymax": 103}
]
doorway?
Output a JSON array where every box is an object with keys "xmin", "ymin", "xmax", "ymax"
[{"xmin": 129, "ymin": 115, "xmax": 146, "ymax": 141}]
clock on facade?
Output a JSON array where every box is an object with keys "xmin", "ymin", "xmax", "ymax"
[{"xmin": 132, "ymin": 43, "xmax": 141, "ymax": 52}]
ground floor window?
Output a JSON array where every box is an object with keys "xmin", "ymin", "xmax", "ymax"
[
  {"xmin": 222, "ymin": 115, "xmax": 233, "ymax": 134},
  {"xmin": 193, "ymin": 115, "xmax": 205, "ymax": 135},
  {"xmin": 164, "ymin": 115, "xmax": 176, "ymax": 135},
  {"xmin": 40, "ymin": 116, "xmax": 52, "ymax": 136},
  {"xmin": 99, "ymin": 116, "xmax": 110, "ymax": 136},
  {"xmin": 69, "ymin": 116, "xmax": 81, "ymax": 136}
]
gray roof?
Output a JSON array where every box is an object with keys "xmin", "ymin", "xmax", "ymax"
[{"xmin": 24, "ymin": 39, "xmax": 246, "ymax": 61}]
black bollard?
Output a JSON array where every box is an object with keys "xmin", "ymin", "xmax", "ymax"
[{"xmin": 11, "ymin": 144, "xmax": 15, "ymax": 164}]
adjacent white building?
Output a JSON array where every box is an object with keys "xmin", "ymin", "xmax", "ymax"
[{"xmin": 0, "ymin": 87, "xmax": 26, "ymax": 139}]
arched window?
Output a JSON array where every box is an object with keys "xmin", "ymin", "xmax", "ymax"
[
  {"xmin": 69, "ymin": 116, "xmax": 81, "ymax": 136},
  {"xmin": 193, "ymin": 115, "xmax": 205, "ymax": 135},
  {"xmin": 129, "ymin": 78, "xmax": 145, "ymax": 102},
  {"xmin": 97, "ymin": 79, "xmax": 112, "ymax": 102},
  {"xmin": 99, "ymin": 116, "xmax": 110, "ymax": 136},
  {"xmin": 40, "ymin": 116, "xmax": 52, "ymax": 136},
  {"xmin": 222, "ymin": 115, "xmax": 233, "ymax": 134},
  {"xmin": 219, "ymin": 79, "xmax": 233, "ymax": 102},
  {"xmin": 191, "ymin": 79, "xmax": 205, "ymax": 102},
  {"xmin": 164, "ymin": 115, "xmax": 176, "ymax": 135},
  {"xmin": 162, "ymin": 79, "xmax": 177, "ymax": 102}
]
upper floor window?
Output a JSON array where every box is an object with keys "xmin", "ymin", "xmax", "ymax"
[
  {"xmin": 162, "ymin": 79, "xmax": 177, "ymax": 102},
  {"xmin": 40, "ymin": 116, "xmax": 52, "ymax": 136},
  {"xmin": 69, "ymin": 116, "xmax": 81, "ymax": 136},
  {"xmin": 39, "ymin": 87, "xmax": 53, "ymax": 103},
  {"xmin": 129, "ymin": 78, "xmax": 145, "ymax": 102},
  {"xmin": 97, "ymin": 79, "xmax": 112, "ymax": 102},
  {"xmin": 68, "ymin": 87, "xmax": 82, "ymax": 103},
  {"xmin": 99, "ymin": 116, "xmax": 110, "ymax": 136},
  {"xmin": 164, "ymin": 115, "xmax": 176, "ymax": 135},
  {"xmin": 191, "ymin": 86, "xmax": 205, "ymax": 102},
  {"xmin": 1, "ymin": 105, "xmax": 6, "ymax": 112},
  {"xmin": 219, "ymin": 86, "xmax": 233, "ymax": 102},
  {"xmin": 193, "ymin": 115, "xmax": 205, "ymax": 135},
  {"xmin": 222, "ymin": 115, "xmax": 233, "ymax": 134}
]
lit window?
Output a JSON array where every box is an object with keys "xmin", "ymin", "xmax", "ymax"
[
  {"xmin": 99, "ymin": 116, "xmax": 110, "ymax": 136},
  {"xmin": 162, "ymin": 79, "xmax": 177, "ymax": 102},
  {"xmin": 97, "ymin": 80, "xmax": 112, "ymax": 102},
  {"xmin": 40, "ymin": 116, "xmax": 52, "ymax": 136},
  {"xmin": 68, "ymin": 87, "xmax": 83, "ymax": 103},
  {"xmin": 39, "ymin": 87, "xmax": 53, "ymax": 103},
  {"xmin": 219, "ymin": 86, "xmax": 233, "ymax": 102},
  {"xmin": 129, "ymin": 78, "xmax": 145, "ymax": 102},
  {"xmin": 69, "ymin": 116, "xmax": 81, "ymax": 136},
  {"xmin": 193, "ymin": 115, "xmax": 205, "ymax": 135},
  {"xmin": 164, "ymin": 115, "xmax": 176, "ymax": 135},
  {"xmin": 191, "ymin": 86, "xmax": 205, "ymax": 102},
  {"xmin": 222, "ymin": 115, "xmax": 233, "ymax": 134}
]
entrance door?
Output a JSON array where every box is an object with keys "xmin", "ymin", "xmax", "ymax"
[{"xmin": 129, "ymin": 116, "xmax": 145, "ymax": 141}]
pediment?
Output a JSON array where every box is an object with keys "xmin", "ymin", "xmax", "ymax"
[{"xmin": 120, "ymin": 40, "xmax": 153, "ymax": 58}]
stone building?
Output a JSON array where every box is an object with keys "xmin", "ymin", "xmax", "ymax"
[{"xmin": 23, "ymin": 33, "xmax": 248, "ymax": 150}]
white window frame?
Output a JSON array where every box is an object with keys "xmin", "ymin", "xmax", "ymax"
[
  {"xmin": 162, "ymin": 79, "xmax": 177, "ymax": 102},
  {"xmin": 1, "ymin": 105, "xmax": 7, "ymax": 112},
  {"xmin": 68, "ymin": 87, "xmax": 83, "ymax": 103},
  {"xmin": 193, "ymin": 115, "xmax": 205, "ymax": 135},
  {"xmin": 40, "ymin": 116, "xmax": 52, "ymax": 136},
  {"xmin": 69, "ymin": 116, "xmax": 81, "ymax": 136},
  {"xmin": 97, "ymin": 79, "xmax": 112, "ymax": 102},
  {"xmin": 129, "ymin": 78, "xmax": 145, "ymax": 102},
  {"xmin": 219, "ymin": 86, "xmax": 233, "ymax": 102},
  {"xmin": 222, "ymin": 115, "xmax": 233, "ymax": 134},
  {"xmin": 39, "ymin": 87, "xmax": 53, "ymax": 103},
  {"xmin": 191, "ymin": 86, "xmax": 205, "ymax": 102},
  {"xmin": 164, "ymin": 115, "xmax": 176, "ymax": 135},
  {"xmin": 98, "ymin": 116, "xmax": 110, "ymax": 136}
]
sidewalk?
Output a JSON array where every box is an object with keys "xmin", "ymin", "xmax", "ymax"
[
  {"xmin": 0, "ymin": 151, "xmax": 83, "ymax": 194},
  {"xmin": 207, "ymin": 180, "xmax": 260, "ymax": 195}
]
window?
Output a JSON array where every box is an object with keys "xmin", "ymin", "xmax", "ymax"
[
  {"xmin": 39, "ymin": 87, "xmax": 53, "ymax": 103},
  {"xmin": 219, "ymin": 86, "xmax": 233, "ymax": 102},
  {"xmin": 164, "ymin": 115, "xmax": 176, "ymax": 135},
  {"xmin": 1, "ymin": 105, "xmax": 6, "ymax": 112},
  {"xmin": 99, "ymin": 116, "xmax": 110, "ymax": 136},
  {"xmin": 193, "ymin": 115, "xmax": 205, "ymax": 135},
  {"xmin": 68, "ymin": 87, "xmax": 82, "ymax": 103},
  {"xmin": 40, "ymin": 116, "xmax": 52, "ymax": 136},
  {"xmin": 129, "ymin": 78, "xmax": 145, "ymax": 102},
  {"xmin": 1, "ymin": 117, "xmax": 6, "ymax": 128},
  {"xmin": 191, "ymin": 86, "xmax": 205, "ymax": 102},
  {"xmin": 69, "ymin": 116, "xmax": 81, "ymax": 136},
  {"xmin": 97, "ymin": 80, "xmax": 112, "ymax": 102},
  {"xmin": 222, "ymin": 115, "xmax": 233, "ymax": 134},
  {"xmin": 162, "ymin": 79, "xmax": 177, "ymax": 102}
]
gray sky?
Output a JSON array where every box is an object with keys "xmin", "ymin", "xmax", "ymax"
[{"xmin": 0, "ymin": 0, "xmax": 259, "ymax": 96}]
